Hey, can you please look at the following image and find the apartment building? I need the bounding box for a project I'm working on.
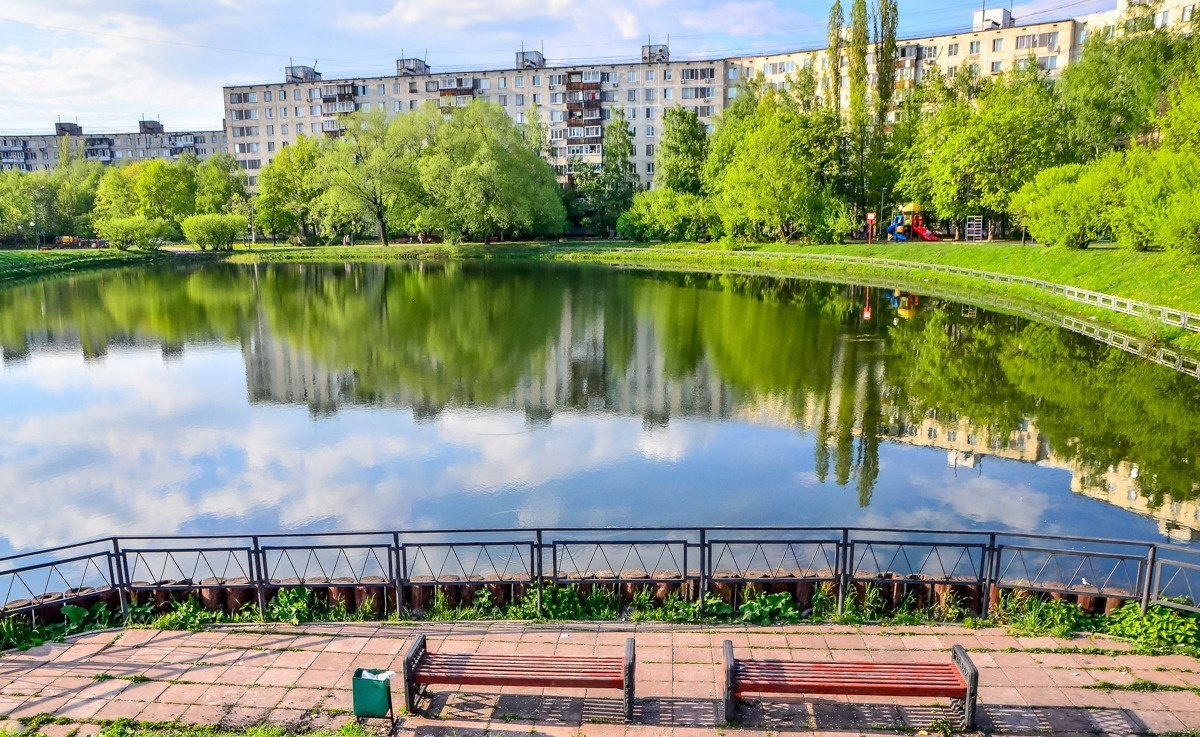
[0,120,228,173]
[223,48,727,187]
[221,0,1196,188]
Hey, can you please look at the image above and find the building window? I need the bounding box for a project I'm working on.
[627,71,636,83]
[645,125,655,137]
[663,88,673,100]
[310,105,321,115]
[279,90,287,100]
[533,74,541,86]
[377,84,385,95]
[266,125,274,135]
[991,61,1002,74]
[644,88,655,101]
[969,40,980,54]
[533,93,541,104]
[1184,5,1195,22]
[296,123,305,134]
[645,144,654,156]
[264,91,272,102]
[281,124,289,134]
[663,69,673,80]
[646,161,654,174]
[516,94,525,106]
[992,38,1003,52]
[499,94,508,106]
[267,141,275,152]
[499,77,508,89]
[646,70,654,81]
[728,67,738,80]
[627,89,638,102]
[948,43,959,56]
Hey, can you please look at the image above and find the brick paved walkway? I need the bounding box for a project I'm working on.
[3,622,1200,736]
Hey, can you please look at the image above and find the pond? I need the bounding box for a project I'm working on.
[1,260,1198,558]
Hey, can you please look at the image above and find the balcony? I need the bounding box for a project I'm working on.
[567,99,602,112]
[566,81,601,91]
[168,136,195,147]
[321,101,356,115]
[438,85,476,97]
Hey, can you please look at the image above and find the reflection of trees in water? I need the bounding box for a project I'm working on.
[3,263,1200,511]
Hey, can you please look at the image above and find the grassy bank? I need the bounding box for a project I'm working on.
[0,249,162,287]
[225,241,1200,352]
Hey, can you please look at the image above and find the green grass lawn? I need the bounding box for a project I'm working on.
[0,248,161,287]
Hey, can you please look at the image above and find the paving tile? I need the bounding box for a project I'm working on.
[134,700,190,723]
[222,705,271,728]
[276,687,329,711]
[179,703,228,725]
[159,682,210,705]
[91,697,148,721]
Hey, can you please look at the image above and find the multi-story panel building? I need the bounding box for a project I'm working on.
[221,0,1195,189]
[0,120,228,173]
[224,50,728,188]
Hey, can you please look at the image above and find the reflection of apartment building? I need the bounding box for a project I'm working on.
[242,318,353,416]
[221,1,1194,188]
[0,121,227,173]
[241,298,734,425]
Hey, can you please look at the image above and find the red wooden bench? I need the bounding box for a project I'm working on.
[401,633,637,720]
[722,641,978,730]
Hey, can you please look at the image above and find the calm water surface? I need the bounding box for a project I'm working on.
[1,261,1198,557]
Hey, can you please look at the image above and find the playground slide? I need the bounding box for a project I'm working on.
[886,222,908,242]
[911,225,939,241]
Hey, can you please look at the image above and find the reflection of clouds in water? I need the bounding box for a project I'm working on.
[858,474,1053,533]
[637,426,692,463]
[0,348,723,552]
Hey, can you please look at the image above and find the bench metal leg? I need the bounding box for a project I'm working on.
[623,637,636,721]
[722,640,737,723]
[401,633,427,716]
[951,644,978,731]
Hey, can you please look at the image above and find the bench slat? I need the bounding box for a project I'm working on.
[736,682,967,698]
[415,673,623,688]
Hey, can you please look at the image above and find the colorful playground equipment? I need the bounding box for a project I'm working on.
[886,203,940,242]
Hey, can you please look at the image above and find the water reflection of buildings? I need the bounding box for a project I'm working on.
[240,310,1200,541]
[242,299,735,425]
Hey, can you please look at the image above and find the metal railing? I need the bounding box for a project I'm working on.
[3,527,1199,621]
[597,248,1200,334]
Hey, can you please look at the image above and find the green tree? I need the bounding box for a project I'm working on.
[134,159,194,227]
[577,106,639,234]
[93,164,141,224]
[194,153,246,214]
[873,0,899,129]
[419,101,565,242]
[656,107,708,195]
[826,0,845,111]
[321,108,435,246]
[847,0,871,212]
[900,66,1068,228]
[254,135,323,240]
[1058,30,1200,157]
[706,88,846,241]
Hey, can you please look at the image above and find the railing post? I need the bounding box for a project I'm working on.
[535,530,544,616]
[252,536,267,615]
[1141,545,1157,615]
[111,537,129,619]
[392,532,404,618]
[698,529,708,610]
[837,528,849,617]
[981,533,997,619]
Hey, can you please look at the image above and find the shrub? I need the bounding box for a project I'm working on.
[1011,163,1104,249]
[619,188,714,242]
[1157,189,1200,255]
[181,213,248,251]
[96,215,173,250]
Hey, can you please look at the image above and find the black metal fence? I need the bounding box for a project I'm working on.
[2,527,1199,621]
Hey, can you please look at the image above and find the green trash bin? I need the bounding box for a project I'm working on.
[352,667,395,721]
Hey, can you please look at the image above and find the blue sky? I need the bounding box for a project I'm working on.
[0,0,1112,133]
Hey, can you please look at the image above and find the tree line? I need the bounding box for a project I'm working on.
[627,2,1200,249]
[1,2,1197,250]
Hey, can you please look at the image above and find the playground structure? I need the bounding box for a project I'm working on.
[885,203,940,242]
